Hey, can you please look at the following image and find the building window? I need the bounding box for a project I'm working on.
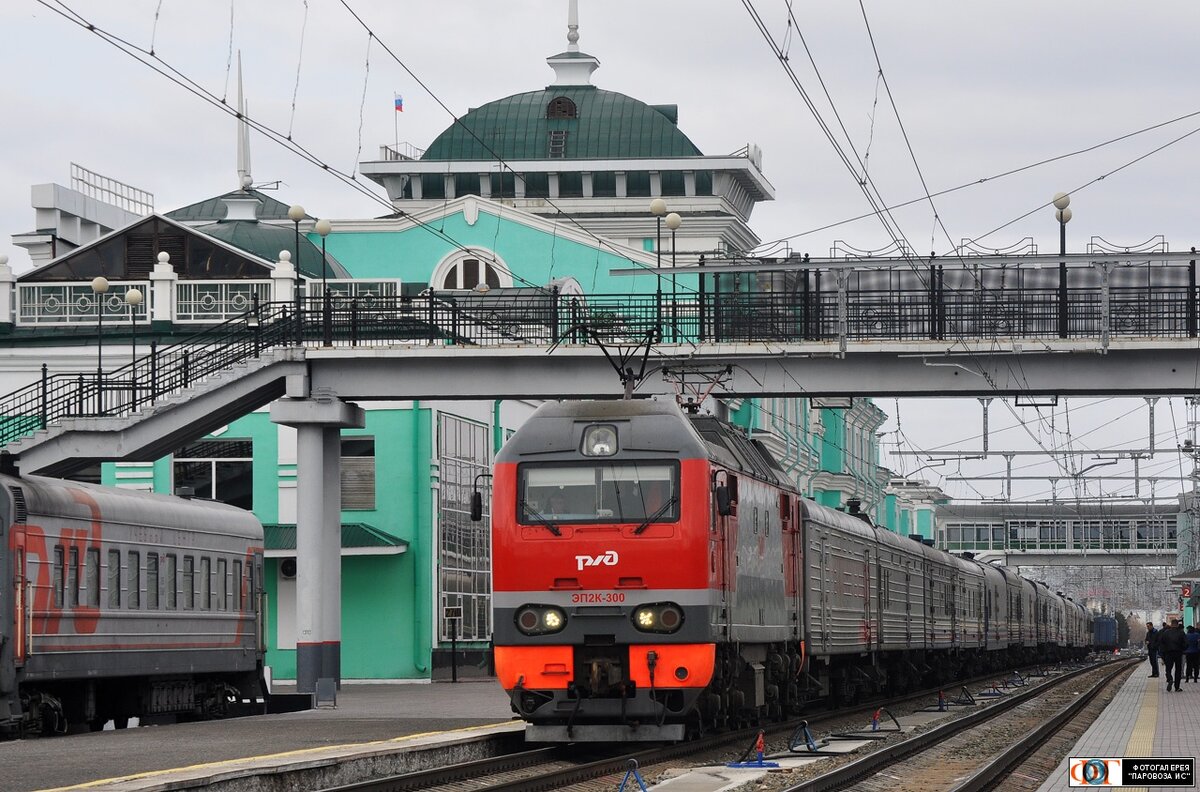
[432,251,512,291]
[174,438,253,509]
[438,413,492,642]
[342,436,376,510]
[546,96,577,119]
[548,130,568,158]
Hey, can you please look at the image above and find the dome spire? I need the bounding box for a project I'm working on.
[566,0,580,52]
[548,0,599,86]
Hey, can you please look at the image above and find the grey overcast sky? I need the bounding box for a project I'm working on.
[2,0,1199,503]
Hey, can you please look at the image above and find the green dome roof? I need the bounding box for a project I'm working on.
[422,87,703,161]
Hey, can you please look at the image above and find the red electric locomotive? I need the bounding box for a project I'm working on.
[486,400,1090,743]
[488,400,803,741]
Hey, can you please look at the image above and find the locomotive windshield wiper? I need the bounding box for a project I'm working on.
[633,497,677,535]
[521,500,561,536]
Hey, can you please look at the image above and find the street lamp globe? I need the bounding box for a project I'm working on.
[664,212,682,231]
[287,204,306,223]
[1052,192,1071,211]
[314,218,332,237]
[91,276,110,295]
[124,288,143,307]
[649,198,667,217]
[1056,207,1073,224]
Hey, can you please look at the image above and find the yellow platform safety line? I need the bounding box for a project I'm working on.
[1120,674,1159,792]
[37,720,518,792]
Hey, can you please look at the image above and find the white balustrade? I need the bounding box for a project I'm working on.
[17,281,151,326]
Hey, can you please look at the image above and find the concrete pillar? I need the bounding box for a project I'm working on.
[270,391,365,694]
[271,251,298,304]
[149,251,178,328]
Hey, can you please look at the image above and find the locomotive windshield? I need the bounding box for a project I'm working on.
[519,462,678,525]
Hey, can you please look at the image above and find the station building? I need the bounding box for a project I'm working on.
[3,14,941,681]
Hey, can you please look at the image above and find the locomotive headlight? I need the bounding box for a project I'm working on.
[515,605,567,636]
[632,603,684,634]
[581,425,618,457]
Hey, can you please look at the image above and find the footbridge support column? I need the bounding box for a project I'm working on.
[271,389,365,694]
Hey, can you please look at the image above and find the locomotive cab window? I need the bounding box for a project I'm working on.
[519,462,679,525]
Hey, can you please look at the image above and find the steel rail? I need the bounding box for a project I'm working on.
[319,660,1105,792]
[948,660,1135,792]
[780,658,1137,792]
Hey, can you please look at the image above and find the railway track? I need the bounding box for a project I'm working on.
[778,658,1136,792]
[319,660,1111,792]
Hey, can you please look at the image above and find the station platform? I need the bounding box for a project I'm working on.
[1037,661,1199,792]
[0,680,519,792]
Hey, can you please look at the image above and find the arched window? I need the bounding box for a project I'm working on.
[546,96,577,119]
[431,250,513,291]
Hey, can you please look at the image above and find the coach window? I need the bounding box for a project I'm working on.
[53,546,64,608]
[217,559,228,610]
[107,549,121,608]
[68,547,80,608]
[129,551,140,609]
[165,554,178,609]
[146,553,159,610]
[182,556,195,609]
[173,438,254,509]
[233,560,243,611]
[86,548,100,608]
[200,557,212,609]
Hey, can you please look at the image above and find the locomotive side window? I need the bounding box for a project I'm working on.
[146,553,159,610]
[68,547,80,607]
[519,462,678,524]
[86,548,100,608]
[182,556,195,609]
[53,545,64,608]
[233,560,244,611]
[107,549,121,608]
[217,559,228,610]
[200,557,212,609]
[129,551,140,609]
[165,554,178,609]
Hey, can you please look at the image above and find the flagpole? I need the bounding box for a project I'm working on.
[394,93,399,156]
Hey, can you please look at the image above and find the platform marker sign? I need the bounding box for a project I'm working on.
[1069,757,1194,787]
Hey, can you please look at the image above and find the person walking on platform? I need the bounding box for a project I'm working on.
[1184,625,1200,682]
[1147,623,1161,677]
[1160,619,1186,691]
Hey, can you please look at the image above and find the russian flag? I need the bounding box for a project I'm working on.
[394,94,403,113]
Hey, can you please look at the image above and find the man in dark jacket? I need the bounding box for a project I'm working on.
[1160,619,1187,691]
[1147,623,1161,677]
[1183,625,1200,682]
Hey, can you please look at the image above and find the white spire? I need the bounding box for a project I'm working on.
[548,0,599,86]
[236,51,252,191]
[567,0,580,52]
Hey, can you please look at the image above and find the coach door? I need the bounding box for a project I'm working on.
[780,494,803,637]
[13,530,27,664]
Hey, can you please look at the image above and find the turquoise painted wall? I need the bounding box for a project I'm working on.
[820,411,844,472]
[321,209,693,296]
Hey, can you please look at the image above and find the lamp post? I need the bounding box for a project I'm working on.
[315,218,333,346]
[650,198,667,339]
[91,276,109,401]
[665,211,681,341]
[288,204,306,335]
[125,287,143,406]
[1053,192,1072,339]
